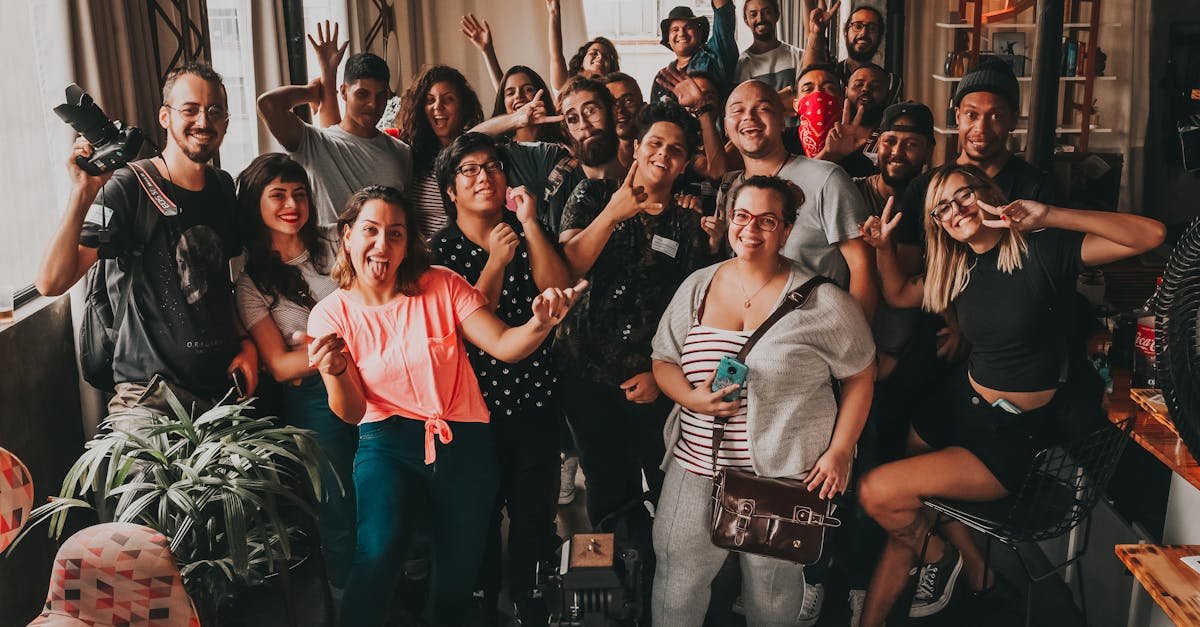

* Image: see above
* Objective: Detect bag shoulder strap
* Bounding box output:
[712,275,834,464]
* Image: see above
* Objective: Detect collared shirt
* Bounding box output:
[430,218,557,419]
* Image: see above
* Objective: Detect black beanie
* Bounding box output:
[953,59,1020,113]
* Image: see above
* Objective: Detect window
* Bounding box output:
[0,2,75,297]
[303,0,351,83]
[206,1,258,177]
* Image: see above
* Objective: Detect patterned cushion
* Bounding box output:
[0,446,34,553]
[30,522,199,627]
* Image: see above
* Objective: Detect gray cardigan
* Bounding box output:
[651,261,876,478]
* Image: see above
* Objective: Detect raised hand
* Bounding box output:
[531,278,589,326]
[515,89,564,128]
[655,66,704,109]
[460,13,493,52]
[67,136,113,192]
[806,0,842,38]
[546,0,561,15]
[858,196,901,249]
[978,198,1050,231]
[605,161,661,221]
[486,222,520,267]
[823,99,871,159]
[307,21,349,74]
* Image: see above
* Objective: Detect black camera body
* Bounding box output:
[54,83,144,176]
[539,534,642,627]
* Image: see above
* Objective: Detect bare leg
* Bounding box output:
[857,446,1007,627]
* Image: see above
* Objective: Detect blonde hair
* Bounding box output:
[921,164,1027,313]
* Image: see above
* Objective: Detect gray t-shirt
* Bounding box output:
[236,237,338,350]
[293,124,413,225]
[717,156,868,288]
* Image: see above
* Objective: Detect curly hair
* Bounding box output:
[236,153,330,309]
[636,100,702,157]
[567,37,620,77]
[492,66,564,144]
[396,65,484,177]
[331,186,431,297]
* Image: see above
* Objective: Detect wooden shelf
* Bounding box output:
[1115,544,1200,626]
[931,74,1116,83]
[1107,370,1200,493]
[935,22,1121,29]
[933,125,1113,136]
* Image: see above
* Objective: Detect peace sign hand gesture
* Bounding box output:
[978,198,1051,231]
[859,196,901,249]
[806,0,842,39]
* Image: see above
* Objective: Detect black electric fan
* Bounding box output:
[1155,217,1200,461]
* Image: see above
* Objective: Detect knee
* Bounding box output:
[857,468,902,520]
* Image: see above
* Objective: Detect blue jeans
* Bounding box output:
[282,376,358,590]
[341,417,498,627]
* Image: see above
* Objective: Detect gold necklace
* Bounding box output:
[735,259,782,308]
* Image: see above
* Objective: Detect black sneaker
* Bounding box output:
[908,543,963,618]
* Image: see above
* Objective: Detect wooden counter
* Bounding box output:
[1115,544,1200,626]
[1106,370,1200,492]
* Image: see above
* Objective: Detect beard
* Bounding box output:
[172,126,220,163]
[847,39,879,63]
[860,103,885,128]
[572,130,619,167]
[880,161,920,188]
[751,24,775,42]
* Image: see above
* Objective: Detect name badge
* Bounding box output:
[651,235,679,258]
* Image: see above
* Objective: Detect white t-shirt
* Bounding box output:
[293,124,413,226]
[735,42,804,92]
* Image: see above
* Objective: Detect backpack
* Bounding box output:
[78,159,169,391]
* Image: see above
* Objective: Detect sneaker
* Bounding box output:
[847,588,866,627]
[909,543,963,618]
[558,455,579,505]
[796,582,824,626]
[731,595,745,616]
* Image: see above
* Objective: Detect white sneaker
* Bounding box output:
[796,582,824,626]
[558,455,579,505]
[847,588,866,627]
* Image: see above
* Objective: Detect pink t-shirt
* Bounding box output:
[308,267,490,460]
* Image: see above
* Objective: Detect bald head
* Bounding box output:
[725,80,785,160]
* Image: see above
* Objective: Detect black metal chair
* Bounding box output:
[914,418,1133,627]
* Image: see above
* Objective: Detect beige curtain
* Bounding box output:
[251,0,291,153]
[68,0,162,152]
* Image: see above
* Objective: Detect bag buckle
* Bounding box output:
[793,505,842,528]
[734,500,754,546]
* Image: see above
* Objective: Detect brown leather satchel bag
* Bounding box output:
[708,276,843,564]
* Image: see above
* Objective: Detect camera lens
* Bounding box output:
[727,367,736,374]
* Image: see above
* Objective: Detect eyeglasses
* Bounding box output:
[930,186,977,222]
[730,209,783,232]
[564,102,606,128]
[848,21,882,35]
[164,103,230,122]
[456,160,504,178]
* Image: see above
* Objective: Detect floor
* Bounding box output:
[227,467,1091,626]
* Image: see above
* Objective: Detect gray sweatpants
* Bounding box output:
[651,461,809,627]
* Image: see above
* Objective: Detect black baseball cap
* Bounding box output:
[878,101,934,141]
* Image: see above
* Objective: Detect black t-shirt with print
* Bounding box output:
[80,166,242,397]
[430,217,557,419]
[555,178,711,387]
[896,154,1063,247]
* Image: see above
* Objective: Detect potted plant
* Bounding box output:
[7,389,333,624]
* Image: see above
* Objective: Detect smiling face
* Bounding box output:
[425,81,465,145]
[501,72,537,115]
[668,19,702,57]
[561,88,618,167]
[446,149,508,215]
[160,73,227,163]
[634,121,689,188]
[846,67,889,123]
[341,78,390,130]
[744,0,780,42]
[877,124,931,187]
[729,186,792,258]
[955,91,1016,164]
[343,199,409,287]
[845,8,884,62]
[606,79,645,141]
[259,177,310,237]
[582,42,616,76]
[725,81,784,159]
[929,172,986,241]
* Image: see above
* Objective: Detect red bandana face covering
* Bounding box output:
[797,91,843,158]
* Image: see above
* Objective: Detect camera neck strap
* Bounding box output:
[128,160,179,217]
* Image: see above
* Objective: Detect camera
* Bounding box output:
[538,533,642,626]
[54,83,144,176]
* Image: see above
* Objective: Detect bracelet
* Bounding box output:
[688,103,714,118]
[327,363,347,377]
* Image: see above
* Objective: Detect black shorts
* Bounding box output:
[911,368,1063,492]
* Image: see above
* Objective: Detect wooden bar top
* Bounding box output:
[1115,544,1200,626]
[1107,369,1200,492]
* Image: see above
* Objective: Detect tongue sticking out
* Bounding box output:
[366,259,389,281]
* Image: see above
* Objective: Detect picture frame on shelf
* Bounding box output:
[992,32,1028,75]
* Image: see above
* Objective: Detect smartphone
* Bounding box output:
[711,356,748,402]
[991,398,1023,414]
[230,370,246,399]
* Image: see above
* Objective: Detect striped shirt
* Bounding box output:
[410,172,448,241]
[673,325,754,477]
